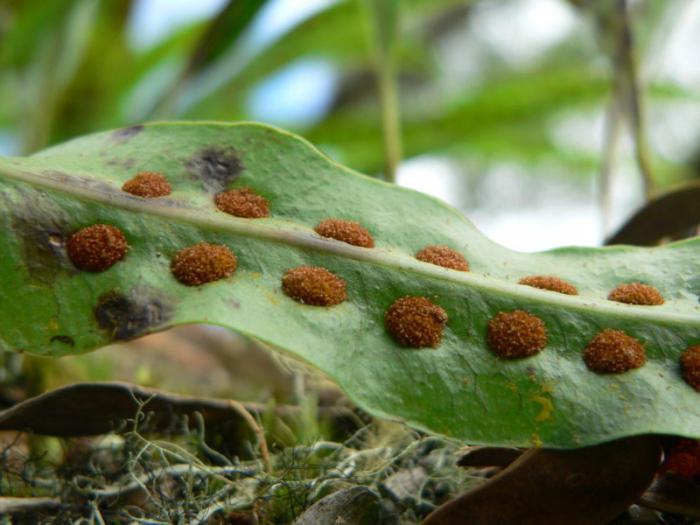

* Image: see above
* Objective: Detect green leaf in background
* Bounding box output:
[150,0,271,118]
[1,122,699,448]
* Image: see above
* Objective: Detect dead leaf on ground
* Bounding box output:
[0,382,357,443]
[422,435,662,525]
[606,183,700,246]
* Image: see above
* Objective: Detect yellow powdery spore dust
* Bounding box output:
[281,266,347,306]
[607,282,664,305]
[518,275,578,295]
[385,296,448,348]
[314,218,374,248]
[67,224,128,272]
[122,171,171,198]
[487,310,547,359]
[171,243,237,286]
[215,187,270,218]
[681,345,700,392]
[415,245,469,271]
[583,329,646,374]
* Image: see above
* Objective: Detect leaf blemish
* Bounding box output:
[94,289,172,341]
[532,384,554,422]
[487,310,547,359]
[106,157,137,170]
[11,211,74,284]
[111,125,144,140]
[385,296,448,348]
[186,147,244,193]
[282,266,346,306]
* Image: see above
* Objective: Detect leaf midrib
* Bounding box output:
[0,157,698,329]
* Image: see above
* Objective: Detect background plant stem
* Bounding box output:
[365,0,402,183]
[617,0,656,200]
[599,95,622,237]
[610,0,656,200]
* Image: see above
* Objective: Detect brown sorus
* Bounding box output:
[282,266,347,306]
[681,345,700,392]
[660,439,700,479]
[215,187,269,218]
[67,224,128,272]
[171,243,237,286]
[583,329,646,374]
[385,296,448,348]
[607,282,664,305]
[518,275,578,295]
[416,245,469,271]
[487,310,547,359]
[314,218,374,248]
[122,171,171,198]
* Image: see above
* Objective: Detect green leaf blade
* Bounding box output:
[1,121,699,448]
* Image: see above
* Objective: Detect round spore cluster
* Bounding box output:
[583,329,646,374]
[170,243,237,286]
[215,187,269,218]
[518,275,578,295]
[122,171,171,198]
[660,439,700,479]
[415,245,469,271]
[681,346,700,391]
[67,224,128,272]
[282,266,347,306]
[487,310,547,359]
[385,296,448,348]
[314,218,374,248]
[607,282,664,306]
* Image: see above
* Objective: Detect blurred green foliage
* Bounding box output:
[0,0,696,182]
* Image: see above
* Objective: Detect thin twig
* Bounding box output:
[192,492,249,525]
[89,501,106,525]
[74,463,256,500]
[229,399,272,473]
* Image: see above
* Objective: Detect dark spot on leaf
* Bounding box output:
[225,298,241,309]
[106,157,137,170]
[7,189,75,285]
[186,147,244,192]
[17,223,72,283]
[42,171,117,196]
[112,125,144,140]
[50,335,75,347]
[94,287,173,341]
